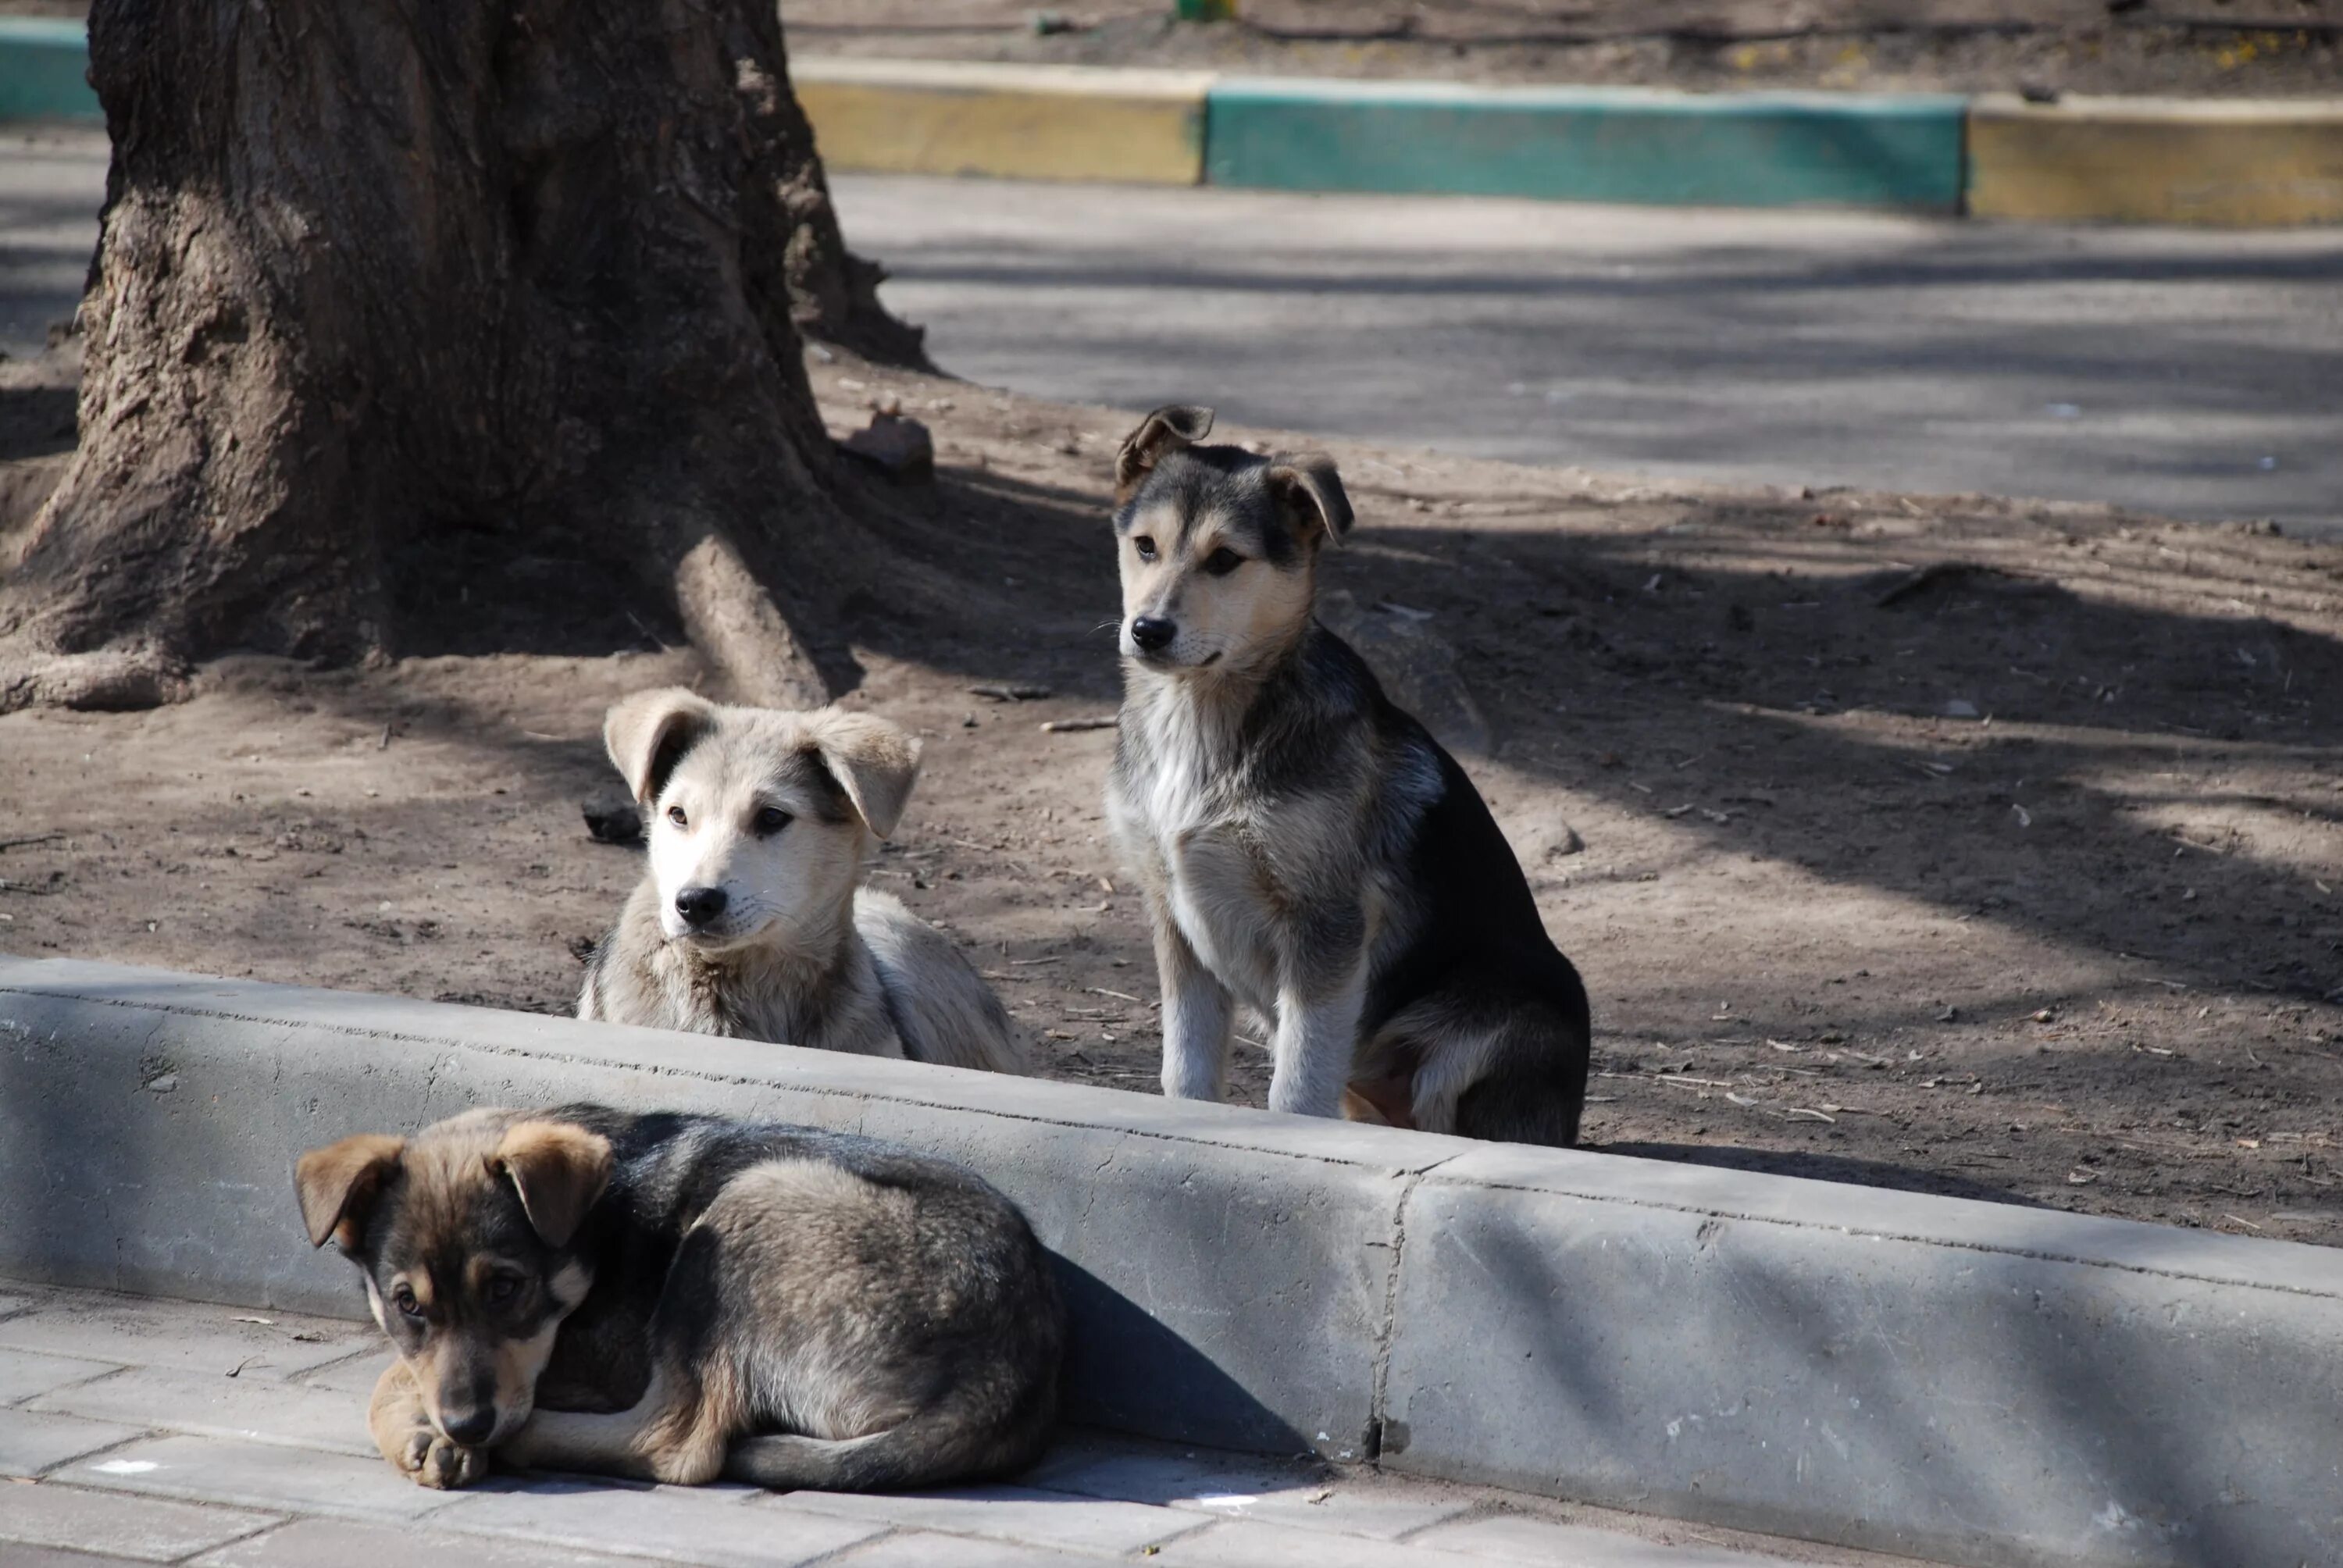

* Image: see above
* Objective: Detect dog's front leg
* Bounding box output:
[1267,963,1367,1121]
[1151,898,1234,1103]
[369,1360,489,1490]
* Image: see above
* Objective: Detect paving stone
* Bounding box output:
[1023,1441,1470,1541]
[1020,1439,1307,1503]
[434,1478,883,1568]
[1168,1487,1472,1543]
[0,1545,159,1567]
[1410,1513,1805,1566]
[1154,1518,1500,1568]
[0,1409,146,1477]
[0,1346,120,1405]
[31,1363,376,1456]
[825,1532,1110,1568]
[60,1432,460,1521]
[0,1296,371,1382]
[778,1482,1205,1555]
[287,1349,393,1397]
[0,1480,280,1562]
[194,1517,652,1568]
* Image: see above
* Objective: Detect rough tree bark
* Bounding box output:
[0,0,923,713]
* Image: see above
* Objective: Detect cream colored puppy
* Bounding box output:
[580,690,1025,1074]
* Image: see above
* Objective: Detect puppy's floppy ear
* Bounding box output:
[491,1121,614,1249]
[804,708,922,840]
[1267,453,1353,548]
[295,1134,406,1250]
[1114,404,1214,501]
[605,687,717,806]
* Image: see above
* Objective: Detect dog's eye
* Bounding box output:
[753,807,792,836]
[1132,535,1157,561]
[391,1284,423,1319]
[666,806,687,829]
[483,1275,522,1306]
[1203,547,1243,576]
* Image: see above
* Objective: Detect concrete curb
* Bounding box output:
[5,957,2341,1567]
[1968,92,2343,226]
[1204,77,1967,212]
[0,18,96,122]
[7,27,2341,223]
[793,59,1211,187]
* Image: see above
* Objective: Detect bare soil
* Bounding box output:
[4,339,2341,1245]
[7,2,2338,97]
[773,0,2343,98]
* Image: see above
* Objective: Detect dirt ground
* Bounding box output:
[773,0,2343,98]
[4,2,2337,96]
[3,330,2341,1246]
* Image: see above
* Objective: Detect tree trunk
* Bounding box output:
[0,0,922,713]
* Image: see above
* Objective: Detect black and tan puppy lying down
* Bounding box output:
[296,1105,1064,1491]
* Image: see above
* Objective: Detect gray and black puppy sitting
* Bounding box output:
[580,690,1025,1074]
[1103,405,1591,1145]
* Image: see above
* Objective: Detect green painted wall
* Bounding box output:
[1206,79,1968,211]
[0,20,98,121]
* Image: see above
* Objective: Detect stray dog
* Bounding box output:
[579,690,1025,1074]
[295,1104,1065,1491]
[1103,405,1591,1145]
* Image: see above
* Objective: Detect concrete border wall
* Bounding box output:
[792,59,1211,187]
[0,18,96,121]
[1202,79,1968,211]
[4,957,2340,1567]
[9,27,2343,224]
[1967,92,2343,225]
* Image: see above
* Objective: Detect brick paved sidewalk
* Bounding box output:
[0,1281,1881,1568]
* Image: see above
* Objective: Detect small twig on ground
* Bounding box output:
[0,832,65,852]
[1041,716,1117,733]
[970,683,1054,702]
[1087,987,1143,1003]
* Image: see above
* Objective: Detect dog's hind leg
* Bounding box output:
[724,1381,1054,1492]
[1443,1011,1589,1149]
[499,1363,729,1485]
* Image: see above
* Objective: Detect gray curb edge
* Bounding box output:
[4,957,2338,1567]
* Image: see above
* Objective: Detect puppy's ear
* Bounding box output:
[295,1134,406,1250]
[804,709,922,840]
[491,1121,614,1249]
[605,688,717,806]
[1114,404,1214,502]
[1267,453,1353,549]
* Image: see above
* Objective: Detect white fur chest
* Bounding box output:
[1109,690,1281,1011]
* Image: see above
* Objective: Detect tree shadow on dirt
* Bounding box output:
[0,384,75,465]
[791,456,2343,1016]
[1334,515,2342,1003]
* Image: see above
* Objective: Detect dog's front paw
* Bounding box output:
[397,1426,489,1490]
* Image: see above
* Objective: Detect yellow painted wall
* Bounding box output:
[794,60,1211,187]
[1970,94,2343,226]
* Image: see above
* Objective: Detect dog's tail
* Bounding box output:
[721,1386,1054,1492]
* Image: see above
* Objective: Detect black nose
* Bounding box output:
[675,886,729,928]
[1130,615,1177,653]
[440,1406,496,1445]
